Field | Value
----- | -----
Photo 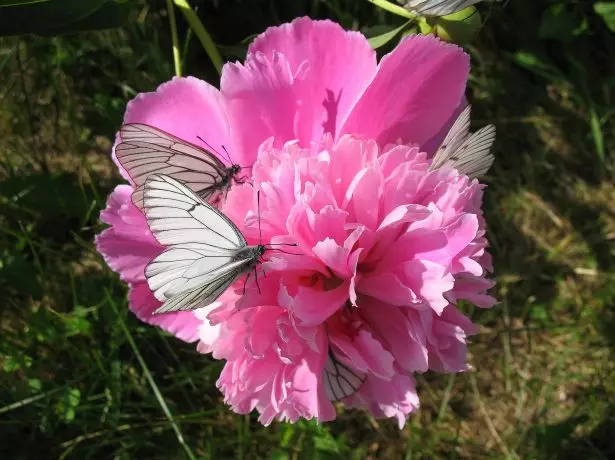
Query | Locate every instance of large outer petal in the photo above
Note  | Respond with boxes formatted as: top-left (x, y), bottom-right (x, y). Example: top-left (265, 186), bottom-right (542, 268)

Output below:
top-left (338, 35), bottom-right (469, 150)
top-left (114, 76), bottom-right (235, 178)
top-left (129, 283), bottom-right (201, 343)
top-left (95, 185), bottom-right (161, 282)
top-left (95, 185), bottom-right (200, 342)
top-left (222, 17), bottom-right (377, 160)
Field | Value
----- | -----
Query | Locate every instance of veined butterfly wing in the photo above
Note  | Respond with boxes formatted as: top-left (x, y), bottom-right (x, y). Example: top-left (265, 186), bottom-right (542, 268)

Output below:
top-left (402, 0), bottom-right (490, 16)
top-left (142, 174), bottom-right (262, 315)
top-left (116, 123), bottom-right (240, 209)
top-left (323, 349), bottom-right (366, 401)
top-left (428, 105), bottom-right (496, 178)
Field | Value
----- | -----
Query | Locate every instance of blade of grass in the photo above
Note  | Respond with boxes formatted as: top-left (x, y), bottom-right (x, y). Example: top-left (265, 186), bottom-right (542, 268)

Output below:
top-left (106, 291), bottom-right (197, 460)
top-left (173, 0), bottom-right (223, 75)
top-left (166, 0), bottom-right (182, 77)
top-left (469, 372), bottom-right (518, 459)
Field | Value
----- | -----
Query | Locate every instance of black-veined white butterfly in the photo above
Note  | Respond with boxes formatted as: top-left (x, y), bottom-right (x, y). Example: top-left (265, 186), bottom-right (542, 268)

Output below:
top-left (402, 0), bottom-right (499, 17)
top-left (428, 104), bottom-right (496, 178)
top-left (115, 123), bottom-right (245, 210)
top-left (324, 348), bottom-right (366, 401)
top-left (142, 174), bottom-right (268, 315)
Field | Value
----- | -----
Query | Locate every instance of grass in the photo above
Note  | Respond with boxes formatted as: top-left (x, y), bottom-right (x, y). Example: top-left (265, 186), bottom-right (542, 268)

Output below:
top-left (1, 0), bottom-right (615, 458)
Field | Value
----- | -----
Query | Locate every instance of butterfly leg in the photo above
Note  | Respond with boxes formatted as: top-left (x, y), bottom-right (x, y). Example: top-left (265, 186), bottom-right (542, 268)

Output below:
top-left (254, 266), bottom-right (261, 294)
top-left (243, 272), bottom-right (251, 295)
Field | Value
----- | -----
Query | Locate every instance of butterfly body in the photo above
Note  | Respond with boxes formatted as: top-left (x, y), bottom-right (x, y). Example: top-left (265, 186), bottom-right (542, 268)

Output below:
top-left (232, 244), bottom-right (266, 264)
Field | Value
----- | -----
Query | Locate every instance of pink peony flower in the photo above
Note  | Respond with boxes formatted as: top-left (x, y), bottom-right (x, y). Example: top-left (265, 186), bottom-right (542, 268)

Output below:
top-left (197, 133), bottom-right (494, 426)
top-left (96, 17), bottom-right (469, 342)
top-left (95, 17), bottom-right (496, 425)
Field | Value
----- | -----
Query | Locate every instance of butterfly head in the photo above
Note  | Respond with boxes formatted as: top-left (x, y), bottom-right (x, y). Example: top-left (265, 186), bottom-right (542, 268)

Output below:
top-left (229, 163), bottom-right (242, 176)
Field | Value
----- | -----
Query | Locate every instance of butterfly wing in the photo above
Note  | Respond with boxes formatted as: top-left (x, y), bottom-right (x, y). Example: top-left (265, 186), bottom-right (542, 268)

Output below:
top-left (429, 105), bottom-right (496, 178)
top-left (403, 0), bottom-right (485, 16)
top-left (143, 174), bottom-right (251, 314)
top-left (323, 350), bottom-right (366, 401)
top-left (446, 124), bottom-right (496, 178)
top-left (116, 123), bottom-right (230, 209)
top-left (429, 104), bottom-right (472, 171)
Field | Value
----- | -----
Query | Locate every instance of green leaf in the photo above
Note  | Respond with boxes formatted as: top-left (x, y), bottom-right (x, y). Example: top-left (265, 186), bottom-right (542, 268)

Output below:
top-left (0, 0), bottom-right (136, 36)
top-left (366, 20), bottom-right (412, 49)
top-left (313, 435), bottom-right (340, 454)
top-left (63, 307), bottom-right (92, 337)
top-left (513, 51), bottom-right (564, 82)
top-left (594, 2), bottom-right (615, 32)
top-left (539, 4), bottom-right (588, 42)
top-left (0, 0), bottom-right (50, 7)
top-left (55, 388), bottom-right (81, 423)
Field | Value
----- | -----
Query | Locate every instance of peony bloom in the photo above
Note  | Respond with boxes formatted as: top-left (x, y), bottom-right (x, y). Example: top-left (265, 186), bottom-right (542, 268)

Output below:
top-left (96, 17), bottom-right (496, 425)
top-left (198, 134), bottom-right (495, 426)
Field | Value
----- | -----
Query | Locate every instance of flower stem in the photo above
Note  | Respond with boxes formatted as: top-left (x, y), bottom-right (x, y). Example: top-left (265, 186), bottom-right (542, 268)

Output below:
top-left (166, 0), bottom-right (182, 77)
top-left (173, 0), bottom-right (223, 75)
top-left (368, 0), bottom-right (417, 19)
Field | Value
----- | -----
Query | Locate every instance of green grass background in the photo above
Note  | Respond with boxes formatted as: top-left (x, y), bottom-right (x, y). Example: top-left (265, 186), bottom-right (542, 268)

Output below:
top-left (1, 0), bottom-right (614, 458)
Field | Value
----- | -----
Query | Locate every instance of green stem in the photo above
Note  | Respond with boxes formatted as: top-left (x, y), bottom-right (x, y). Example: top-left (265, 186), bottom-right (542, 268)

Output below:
top-left (173, 0), bottom-right (223, 75)
top-left (166, 0), bottom-right (182, 77)
top-left (368, 0), bottom-right (417, 19)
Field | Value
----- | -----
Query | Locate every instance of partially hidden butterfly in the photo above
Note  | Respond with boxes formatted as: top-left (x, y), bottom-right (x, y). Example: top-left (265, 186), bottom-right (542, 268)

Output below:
top-left (428, 104), bottom-right (496, 178)
top-left (142, 174), bottom-right (266, 315)
top-left (402, 0), bottom-right (499, 17)
top-left (115, 123), bottom-right (244, 210)
top-left (324, 348), bottom-right (366, 401)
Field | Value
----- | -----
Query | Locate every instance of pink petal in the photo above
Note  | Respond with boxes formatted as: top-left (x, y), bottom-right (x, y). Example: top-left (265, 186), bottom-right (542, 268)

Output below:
top-left (403, 260), bottom-right (455, 314)
top-left (247, 17), bottom-right (377, 140)
top-left (221, 52), bottom-right (298, 165)
top-left (312, 238), bottom-right (351, 278)
top-left (420, 97), bottom-right (467, 156)
top-left (359, 272), bottom-right (419, 306)
top-left (117, 76), bottom-right (234, 176)
top-left (280, 283), bottom-right (348, 326)
top-left (343, 166), bottom-right (382, 231)
top-left (128, 283), bottom-right (200, 342)
top-left (95, 185), bottom-right (161, 283)
top-left (339, 35), bottom-right (469, 149)
top-left (347, 373), bottom-right (419, 429)
top-left (331, 329), bottom-right (395, 380)
top-left (360, 299), bottom-right (428, 373)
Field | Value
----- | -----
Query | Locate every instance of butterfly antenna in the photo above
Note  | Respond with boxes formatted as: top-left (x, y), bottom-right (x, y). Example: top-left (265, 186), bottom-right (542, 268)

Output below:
top-left (197, 135), bottom-right (220, 156)
top-left (269, 248), bottom-right (301, 256)
top-left (257, 191), bottom-right (263, 244)
top-left (220, 145), bottom-right (235, 166)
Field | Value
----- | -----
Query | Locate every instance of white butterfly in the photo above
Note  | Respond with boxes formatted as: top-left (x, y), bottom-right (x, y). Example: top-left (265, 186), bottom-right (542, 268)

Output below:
top-left (428, 105), bottom-right (496, 178)
top-left (324, 349), bottom-right (366, 401)
top-left (401, 0), bottom-right (498, 17)
top-left (142, 174), bottom-right (265, 315)
top-left (115, 123), bottom-right (244, 210)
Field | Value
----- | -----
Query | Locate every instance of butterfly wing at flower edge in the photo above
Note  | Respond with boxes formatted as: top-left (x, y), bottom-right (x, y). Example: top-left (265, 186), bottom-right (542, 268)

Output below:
top-left (323, 350), bottom-right (366, 401)
top-left (142, 174), bottom-right (253, 314)
top-left (429, 105), bottom-right (496, 178)
top-left (115, 123), bottom-right (231, 210)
